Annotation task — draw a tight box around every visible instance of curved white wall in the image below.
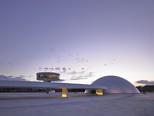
[92,75,140,93]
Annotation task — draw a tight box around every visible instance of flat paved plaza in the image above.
[0,93,154,116]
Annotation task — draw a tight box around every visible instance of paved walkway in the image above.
[0,93,154,116]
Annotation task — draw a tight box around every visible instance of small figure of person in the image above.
[143,87,146,94]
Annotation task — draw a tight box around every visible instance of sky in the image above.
[0,0,154,85]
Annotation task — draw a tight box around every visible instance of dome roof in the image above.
[92,75,140,93]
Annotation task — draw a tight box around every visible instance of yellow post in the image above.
[96,89,103,95]
[62,87,68,98]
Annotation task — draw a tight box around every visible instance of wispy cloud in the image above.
[136,80,154,85]
[69,71,94,80]
[66,69,94,80]
[0,75,27,81]
[0,61,14,66]
[75,58,88,63]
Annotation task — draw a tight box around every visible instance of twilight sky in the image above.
[0,0,154,85]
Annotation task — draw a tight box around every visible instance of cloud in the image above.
[70,76,88,80]
[67,71,94,80]
[84,72,94,77]
[0,75,27,81]
[67,71,77,75]
[75,58,88,63]
[136,80,154,85]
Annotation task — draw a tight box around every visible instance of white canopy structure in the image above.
[0,80,106,97]
[0,75,139,97]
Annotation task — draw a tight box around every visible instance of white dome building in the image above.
[91,75,140,94]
